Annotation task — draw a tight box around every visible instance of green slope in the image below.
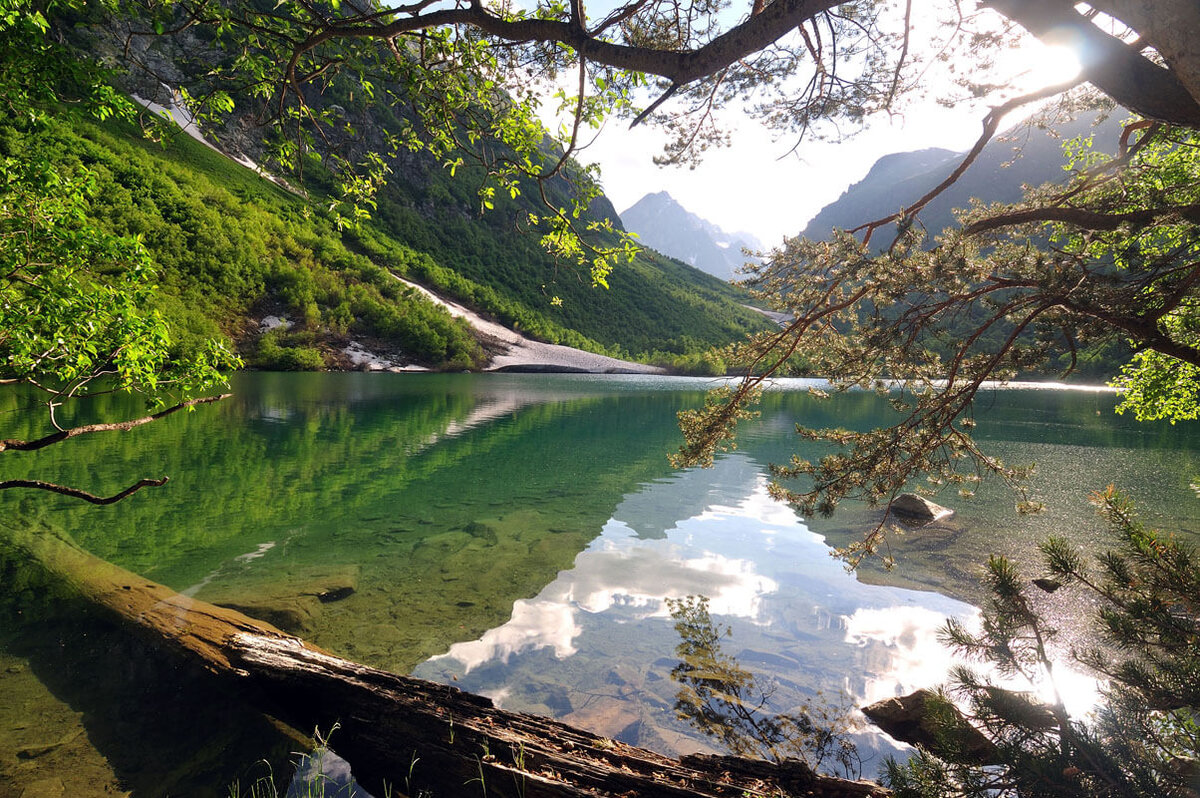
[4,99,769,372]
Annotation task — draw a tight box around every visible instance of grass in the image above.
[225,726,395,798]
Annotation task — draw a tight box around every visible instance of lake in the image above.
[1,373,1198,795]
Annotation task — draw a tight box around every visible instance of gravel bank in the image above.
[394,276,664,374]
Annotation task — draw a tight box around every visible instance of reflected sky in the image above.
[414,454,979,765]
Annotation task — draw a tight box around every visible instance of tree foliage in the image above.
[0,0,238,502]
[885,489,1200,797]
[675,120,1200,562]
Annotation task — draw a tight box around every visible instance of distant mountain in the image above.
[620,192,764,281]
[802,113,1124,243]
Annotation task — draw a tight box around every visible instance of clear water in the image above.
[2,373,1198,794]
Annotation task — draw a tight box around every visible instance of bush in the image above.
[253,330,327,371]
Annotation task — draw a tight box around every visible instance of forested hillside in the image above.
[4,94,768,373]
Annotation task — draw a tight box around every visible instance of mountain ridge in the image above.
[801,113,1124,243]
[620,191,763,281]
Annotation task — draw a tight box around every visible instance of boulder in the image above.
[888,494,954,526]
[862,689,998,765]
[980,686,1059,730]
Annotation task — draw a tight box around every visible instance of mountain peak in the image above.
[620,193,763,281]
[621,190,676,216]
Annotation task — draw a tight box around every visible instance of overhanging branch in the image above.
[850,76,1085,247]
[962,202,1200,236]
[0,477,169,504]
[0,393,232,453]
[285,0,844,89]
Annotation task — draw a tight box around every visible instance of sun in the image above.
[997,37,1084,93]
[1028,42,1084,86]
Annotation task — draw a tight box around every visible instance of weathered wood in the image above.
[2,519,889,798]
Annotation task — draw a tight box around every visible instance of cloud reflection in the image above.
[430,467,783,674]
[844,606,1102,718]
[432,527,778,672]
[843,605,970,705]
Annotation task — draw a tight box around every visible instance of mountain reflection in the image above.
[414,453,977,760]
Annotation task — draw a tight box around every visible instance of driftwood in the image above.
[2,519,889,798]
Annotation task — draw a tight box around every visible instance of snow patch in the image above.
[390,274,663,373]
[341,341,428,372]
[133,87,293,188]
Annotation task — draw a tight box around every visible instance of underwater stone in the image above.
[889,493,955,525]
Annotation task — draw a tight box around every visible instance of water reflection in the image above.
[668,595,862,780]
[843,606,966,707]
[414,454,977,762]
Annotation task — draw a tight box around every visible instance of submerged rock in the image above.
[888,493,955,526]
[862,689,998,765]
[202,565,359,635]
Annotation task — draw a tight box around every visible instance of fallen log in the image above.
[1,517,889,798]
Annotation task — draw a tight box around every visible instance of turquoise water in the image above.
[1,373,1198,794]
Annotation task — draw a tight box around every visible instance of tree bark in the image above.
[0,518,889,798]
[1090,0,1200,109]
[983,0,1200,126]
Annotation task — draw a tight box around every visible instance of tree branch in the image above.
[0,394,231,453]
[850,75,1085,246]
[962,202,1200,236]
[629,82,680,128]
[0,477,169,504]
[284,0,844,90]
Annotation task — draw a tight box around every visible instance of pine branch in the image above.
[849,76,1085,247]
[962,203,1200,236]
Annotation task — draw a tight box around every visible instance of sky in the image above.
[577,104,990,246]
[553,6,1086,245]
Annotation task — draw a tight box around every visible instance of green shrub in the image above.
[253,330,327,371]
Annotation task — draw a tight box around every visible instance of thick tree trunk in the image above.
[1,519,888,798]
[984,0,1200,127]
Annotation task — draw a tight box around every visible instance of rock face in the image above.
[861,689,999,765]
[888,494,954,525]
